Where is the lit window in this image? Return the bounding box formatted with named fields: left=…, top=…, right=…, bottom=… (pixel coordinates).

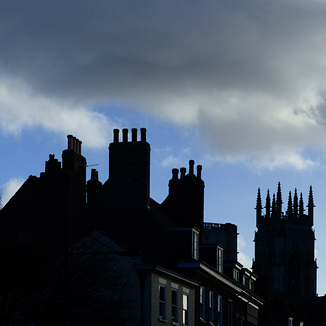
left=159, top=284, right=166, bottom=320
left=209, top=291, right=214, bottom=324
left=172, top=288, right=178, bottom=323
left=200, top=286, right=205, bottom=320
left=183, top=293, right=189, bottom=326
left=192, top=230, right=199, bottom=260
left=217, top=247, right=223, bottom=273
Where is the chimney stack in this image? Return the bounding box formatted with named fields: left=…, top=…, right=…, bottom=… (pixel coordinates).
left=108, top=128, right=151, bottom=210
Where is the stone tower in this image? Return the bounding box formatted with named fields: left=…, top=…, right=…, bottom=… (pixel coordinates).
left=253, top=183, right=317, bottom=325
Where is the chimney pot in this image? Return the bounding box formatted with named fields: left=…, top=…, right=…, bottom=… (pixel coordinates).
left=113, top=129, right=119, bottom=143
left=189, top=160, right=195, bottom=175
left=67, top=135, right=74, bottom=150
left=72, top=137, right=77, bottom=152
left=180, top=167, right=186, bottom=178
left=197, top=165, right=202, bottom=179
left=132, top=128, right=137, bottom=142
left=77, top=139, right=82, bottom=154
left=172, top=168, right=179, bottom=179
left=122, top=128, right=128, bottom=142
left=140, top=128, right=146, bottom=141
left=91, top=168, right=98, bottom=181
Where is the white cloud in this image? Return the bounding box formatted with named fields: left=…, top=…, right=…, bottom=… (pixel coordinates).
left=2, top=178, right=24, bottom=207
left=160, top=155, right=184, bottom=169
left=238, top=235, right=253, bottom=269
left=0, top=78, right=115, bottom=149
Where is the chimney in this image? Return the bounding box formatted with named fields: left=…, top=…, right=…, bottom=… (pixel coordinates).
left=108, top=128, right=151, bottom=209
left=163, top=160, right=205, bottom=231
left=87, top=169, right=102, bottom=203
left=45, top=154, right=61, bottom=173
left=62, top=134, right=87, bottom=189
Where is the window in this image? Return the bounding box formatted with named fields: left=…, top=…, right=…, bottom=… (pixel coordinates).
left=159, top=284, right=166, bottom=320
left=233, top=269, right=239, bottom=282
left=217, top=295, right=223, bottom=326
left=172, top=288, right=178, bottom=323
left=288, top=317, right=293, bottom=326
left=183, top=292, right=189, bottom=326
left=209, top=291, right=214, bottom=324
left=249, top=279, right=254, bottom=291
left=192, top=230, right=199, bottom=260
left=217, top=247, right=223, bottom=273
left=242, top=276, right=248, bottom=288
left=227, top=300, right=232, bottom=326
left=200, top=286, right=205, bottom=320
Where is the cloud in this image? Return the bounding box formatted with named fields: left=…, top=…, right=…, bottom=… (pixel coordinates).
left=238, top=235, right=253, bottom=269
left=2, top=0, right=326, bottom=167
left=2, top=178, right=24, bottom=207
left=0, top=78, right=114, bottom=148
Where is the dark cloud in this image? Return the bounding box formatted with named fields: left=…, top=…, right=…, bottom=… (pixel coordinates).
left=1, top=0, right=326, bottom=167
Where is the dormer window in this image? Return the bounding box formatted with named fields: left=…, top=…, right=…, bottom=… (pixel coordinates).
left=233, top=269, right=239, bottom=282
left=249, top=279, right=254, bottom=291
left=192, top=230, right=199, bottom=260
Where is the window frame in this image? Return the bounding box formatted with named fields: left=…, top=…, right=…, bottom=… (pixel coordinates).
left=183, top=292, right=189, bottom=326
left=217, top=246, right=224, bottom=273
left=209, top=290, right=214, bottom=324
left=159, top=283, right=167, bottom=321
left=192, top=230, right=199, bottom=260
left=217, top=294, right=223, bottom=326
left=172, top=287, right=179, bottom=323
left=200, top=286, right=205, bottom=320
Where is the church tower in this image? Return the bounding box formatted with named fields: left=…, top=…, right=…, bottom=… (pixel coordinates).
left=253, top=183, right=317, bottom=325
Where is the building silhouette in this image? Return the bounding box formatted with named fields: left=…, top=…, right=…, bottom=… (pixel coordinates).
left=253, top=183, right=319, bottom=325
left=0, top=128, right=263, bottom=325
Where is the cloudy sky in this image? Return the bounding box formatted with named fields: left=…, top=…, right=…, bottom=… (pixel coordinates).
left=2, top=0, right=326, bottom=294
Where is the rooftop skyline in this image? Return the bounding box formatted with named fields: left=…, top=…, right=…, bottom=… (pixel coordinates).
left=1, top=0, right=326, bottom=295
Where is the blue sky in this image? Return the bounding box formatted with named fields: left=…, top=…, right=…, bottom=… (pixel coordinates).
left=2, top=0, right=326, bottom=295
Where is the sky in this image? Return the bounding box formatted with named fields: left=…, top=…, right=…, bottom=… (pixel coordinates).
left=1, top=0, right=326, bottom=294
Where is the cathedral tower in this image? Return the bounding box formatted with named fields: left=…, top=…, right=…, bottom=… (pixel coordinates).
left=253, top=183, right=317, bottom=324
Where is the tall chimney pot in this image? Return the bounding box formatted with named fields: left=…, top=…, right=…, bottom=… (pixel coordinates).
left=140, top=128, right=146, bottom=142
left=122, top=129, right=128, bottom=142
left=197, top=165, right=202, bottom=179
left=172, top=168, right=179, bottom=179
left=67, top=135, right=74, bottom=150
left=189, top=160, right=195, bottom=175
left=113, top=129, right=119, bottom=143
left=132, top=128, right=137, bottom=142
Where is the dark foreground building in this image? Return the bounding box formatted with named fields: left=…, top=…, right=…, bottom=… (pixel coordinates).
left=0, top=128, right=262, bottom=326
left=253, top=184, right=324, bottom=326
